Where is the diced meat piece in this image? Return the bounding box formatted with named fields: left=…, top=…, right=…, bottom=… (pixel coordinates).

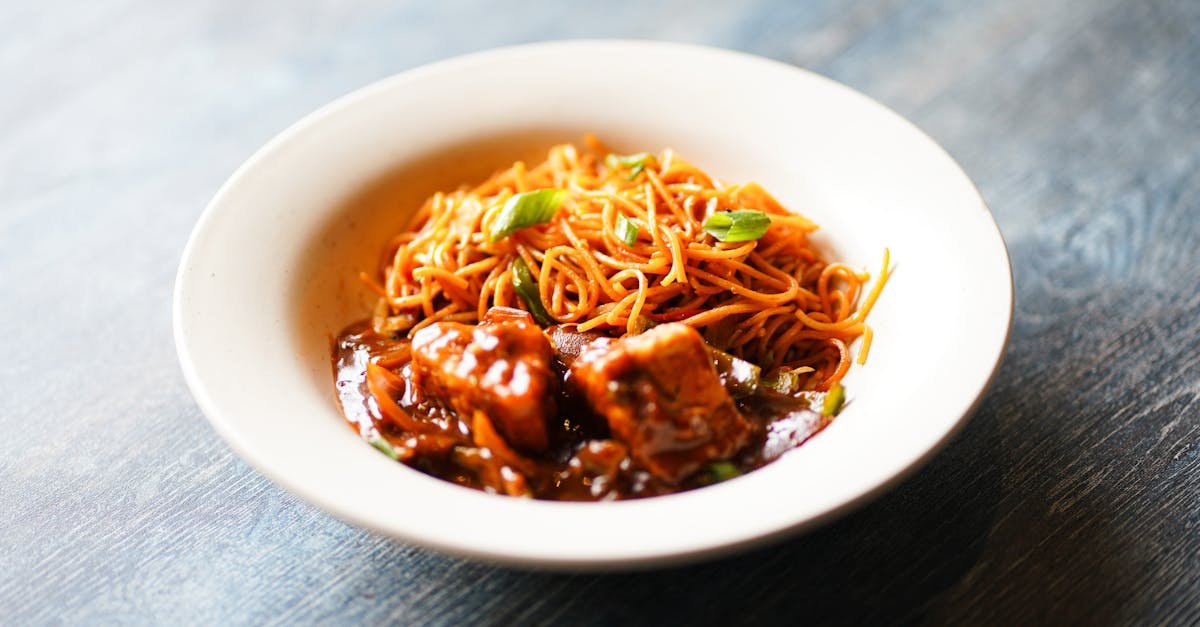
left=570, top=323, right=751, bottom=482
left=546, top=324, right=606, bottom=365
left=565, top=439, right=630, bottom=499
left=410, top=310, right=556, bottom=452
left=481, top=306, right=536, bottom=325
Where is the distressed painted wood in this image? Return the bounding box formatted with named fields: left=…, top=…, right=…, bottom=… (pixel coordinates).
left=1, top=0, right=1197, bottom=624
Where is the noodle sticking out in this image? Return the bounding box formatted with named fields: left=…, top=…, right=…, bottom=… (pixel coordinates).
left=368, top=136, right=888, bottom=391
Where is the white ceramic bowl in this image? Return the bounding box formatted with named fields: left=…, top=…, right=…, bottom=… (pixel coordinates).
left=174, top=40, right=1012, bottom=569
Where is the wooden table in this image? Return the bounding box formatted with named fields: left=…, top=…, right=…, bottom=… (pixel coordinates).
left=3, top=0, right=1197, bottom=623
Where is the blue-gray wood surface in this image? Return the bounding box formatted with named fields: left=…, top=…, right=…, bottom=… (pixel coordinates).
left=3, top=0, right=1198, bottom=624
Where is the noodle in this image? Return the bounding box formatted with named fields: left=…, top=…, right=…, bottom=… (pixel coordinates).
left=370, top=138, right=888, bottom=390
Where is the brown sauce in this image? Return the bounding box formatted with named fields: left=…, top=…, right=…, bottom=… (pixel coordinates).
left=333, top=314, right=836, bottom=501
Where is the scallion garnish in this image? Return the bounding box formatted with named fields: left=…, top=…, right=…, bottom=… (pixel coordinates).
left=821, top=382, right=845, bottom=416
left=511, top=257, right=555, bottom=326
left=615, top=213, right=639, bottom=246
left=605, top=152, right=653, bottom=180
left=369, top=435, right=401, bottom=460
left=489, top=188, right=567, bottom=242
left=702, top=209, right=771, bottom=242
left=708, top=461, right=740, bottom=483
left=760, top=366, right=815, bottom=395
left=762, top=369, right=800, bottom=395
left=629, top=314, right=657, bottom=335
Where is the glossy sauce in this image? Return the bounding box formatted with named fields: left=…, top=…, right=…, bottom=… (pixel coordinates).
left=333, top=320, right=835, bottom=500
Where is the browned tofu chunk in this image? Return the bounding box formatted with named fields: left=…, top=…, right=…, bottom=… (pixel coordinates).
left=410, top=309, right=556, bottom=452
left=570, top=323, right=751, bottom=482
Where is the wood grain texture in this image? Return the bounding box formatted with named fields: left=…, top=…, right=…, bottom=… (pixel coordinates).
left=2, top=0, right=1198, bottom=624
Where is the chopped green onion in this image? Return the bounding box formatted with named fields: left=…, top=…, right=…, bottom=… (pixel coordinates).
left=760, top=366, right=815, bottom=395
left=605, top=152, right=653, bottom=179
left=368, top=435, right=401, bottom=460
left=511, top=257, right=555, bottom=326
left=761, top=369, right=800, bottom=395
left=629, top=314, right=657, bottom=335
left=702, top=210, right=771, bottom=242
left=615, top=213, right=639, bottom=246
left=708, top=347, right=760, bottom=398
left=821, top=382, right=845, bottom=416
left=489, top=188, right=567, bottom=242
left=708, top=461, right=741, bottom=483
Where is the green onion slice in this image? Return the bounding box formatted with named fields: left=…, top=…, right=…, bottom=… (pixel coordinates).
left=821, top=382, right=845, bottom=416
left=708, top=461, right=741, bottom=483
left=368, top=435, right=401, bottom=460
left=702, top=209, right=771, bottom=242
left=628, top=314, right=657, bottom=335
left=489, top=188, right=567, bottom=242
left=761, top=369, right=800, bottom=395
left=605, top=152, right=653, bottom=179
left=511, top=257, right=555, bottom=326
left=615, top=213, right=639, bottom=246
left=760, top=366, right=815, bottom=395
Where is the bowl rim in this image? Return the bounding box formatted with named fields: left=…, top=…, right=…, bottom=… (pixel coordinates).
left=174, top=39, right=1013, bottom=570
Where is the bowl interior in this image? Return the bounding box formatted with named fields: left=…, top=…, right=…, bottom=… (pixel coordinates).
left=175, top=41, right=1011, bottom=568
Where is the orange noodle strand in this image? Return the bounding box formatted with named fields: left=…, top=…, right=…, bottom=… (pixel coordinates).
left=368, top=141, right=889, bottom=389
